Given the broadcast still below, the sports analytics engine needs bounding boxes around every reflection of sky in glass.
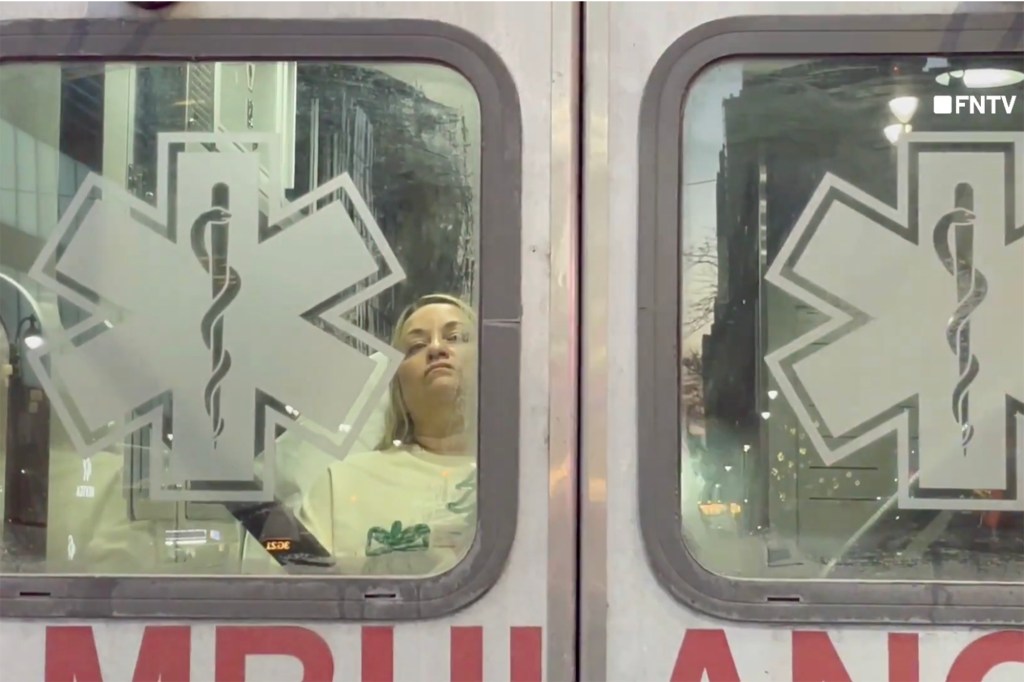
[681,61,742,352]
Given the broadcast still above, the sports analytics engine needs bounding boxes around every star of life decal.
[764,132,1023,512]
[26,133,406,502]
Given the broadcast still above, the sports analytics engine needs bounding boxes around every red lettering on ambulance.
[668,629,741,682]
[46,626,104,682]
[362,626,393,682]
[214,626,332,682]
[450,626,483,682]
[888,633,919,682]
[792,631,853,682]
[510,626,542,682]
[131,627,191,681]
[46,625,190,682]
[946,631,1024,682]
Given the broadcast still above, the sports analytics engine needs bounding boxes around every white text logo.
[933,94,1018,115]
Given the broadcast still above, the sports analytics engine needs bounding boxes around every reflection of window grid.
[0,117,92,334]
[0,119,63,238]
[185,64,216,132]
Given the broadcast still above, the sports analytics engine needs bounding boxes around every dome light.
[884,123,913,145]
[888,96,919,124]
[936,68,1024,89]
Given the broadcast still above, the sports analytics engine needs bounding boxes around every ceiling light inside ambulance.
[884,123,913,145]
[936,68,1024,88]
[887,96,918,123]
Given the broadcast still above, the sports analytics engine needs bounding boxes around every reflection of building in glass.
[53,63,478,347]
[701,55,1024,550]
[702,57,921,534]
[295,65,477,347]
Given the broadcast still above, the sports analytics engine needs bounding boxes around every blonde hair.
[377,293,477,450]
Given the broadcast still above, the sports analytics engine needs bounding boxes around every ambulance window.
[639,13,1024,623]
[0,20,521,620]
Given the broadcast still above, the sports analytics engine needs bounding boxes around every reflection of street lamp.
[1,313,50,560]
[884,96,918,145]
[3,315,44,379]
[17,317,43,352]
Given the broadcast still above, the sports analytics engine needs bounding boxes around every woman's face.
[396,303,475,422]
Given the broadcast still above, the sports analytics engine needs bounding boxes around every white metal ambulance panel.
[0,2,578,680]
[584,2,1024,680]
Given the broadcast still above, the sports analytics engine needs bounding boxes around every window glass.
[0,60,482,578]
[681,55,1023,582]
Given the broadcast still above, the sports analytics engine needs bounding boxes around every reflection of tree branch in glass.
[681,350,705,434]
[683,236,718,341]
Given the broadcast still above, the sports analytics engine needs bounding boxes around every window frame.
[0,17,522,621]
[637,11,1024,625]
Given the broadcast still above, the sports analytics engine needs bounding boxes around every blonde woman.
[297,294,478,576]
